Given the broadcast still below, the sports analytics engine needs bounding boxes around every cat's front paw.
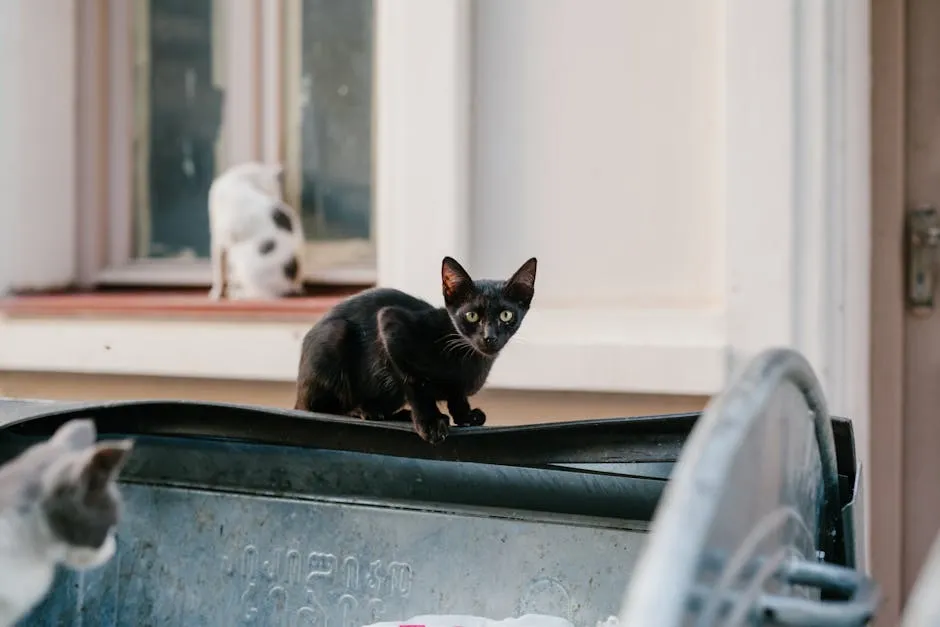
[465,408,486,426]
[208,285,224,300]
[415,414,450,445]
[349,409,379,421]
[453,408,486,427]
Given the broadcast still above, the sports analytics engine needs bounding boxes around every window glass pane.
[288,0,374,270]
[133,0,225,259]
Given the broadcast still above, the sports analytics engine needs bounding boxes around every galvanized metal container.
[0,349,869,626]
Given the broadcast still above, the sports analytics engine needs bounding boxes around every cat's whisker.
[455,342,473,361]
[443,340,466,358]
[440,333,476,360]
[445,342,474,362]
[441,332,480,361]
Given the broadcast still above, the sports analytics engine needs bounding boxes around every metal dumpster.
[1,348,868,626]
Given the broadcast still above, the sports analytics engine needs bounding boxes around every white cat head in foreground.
[208,161,307,300]
[0,419,133,626]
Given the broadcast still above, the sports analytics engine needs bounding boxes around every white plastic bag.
[362,614,574,627]
[362,614,620,627]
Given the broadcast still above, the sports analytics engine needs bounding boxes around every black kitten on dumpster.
[295,256,537,444]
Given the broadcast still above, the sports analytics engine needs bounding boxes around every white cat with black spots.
[208,161,307,300]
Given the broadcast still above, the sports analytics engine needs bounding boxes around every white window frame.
[90,0,259,287]
[86,0,375,287]
[0,0,870,412]
[0,0,78,294]
[277,0,378,285]
[725,0,872,560]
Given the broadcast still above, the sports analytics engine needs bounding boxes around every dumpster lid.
[4,398,686,626]
[0,397,700,466]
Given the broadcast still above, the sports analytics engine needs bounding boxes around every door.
[872,0,940,623]
[902,0,940,603]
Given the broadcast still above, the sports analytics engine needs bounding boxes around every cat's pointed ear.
[78,440,134,493]
[442,256,473,305]
[503,257,537,307]
[50,419,97,452]
[269,163,286,194]
[271,163,285,184]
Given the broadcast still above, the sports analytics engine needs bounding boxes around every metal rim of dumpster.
[618,347,844,626]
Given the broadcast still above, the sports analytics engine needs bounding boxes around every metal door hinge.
[907,206,940,314]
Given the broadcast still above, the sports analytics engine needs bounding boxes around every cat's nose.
[483,335,498,348]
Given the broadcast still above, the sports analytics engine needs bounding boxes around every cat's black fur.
[295,256,537,443]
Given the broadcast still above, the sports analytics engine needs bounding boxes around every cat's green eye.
[499,310,514,323]
[465,311,480,323]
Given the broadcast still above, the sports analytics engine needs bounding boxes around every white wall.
[375,0,869,401]
[0,0,869,418]
[0,0,19,296]
[466,0,731,393]
[472,0,726,310]
[0,0,77,296]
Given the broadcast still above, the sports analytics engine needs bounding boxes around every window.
[5,0,797,399]
[282,0,375,283]
[94,0,376,288]
[132,0,226,262]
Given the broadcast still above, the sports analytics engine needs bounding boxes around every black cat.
[295,256,537,443]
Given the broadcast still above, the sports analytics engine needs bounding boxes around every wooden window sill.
[0,288,367,381]
[0,287,362,322]
[0,290,730,396]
